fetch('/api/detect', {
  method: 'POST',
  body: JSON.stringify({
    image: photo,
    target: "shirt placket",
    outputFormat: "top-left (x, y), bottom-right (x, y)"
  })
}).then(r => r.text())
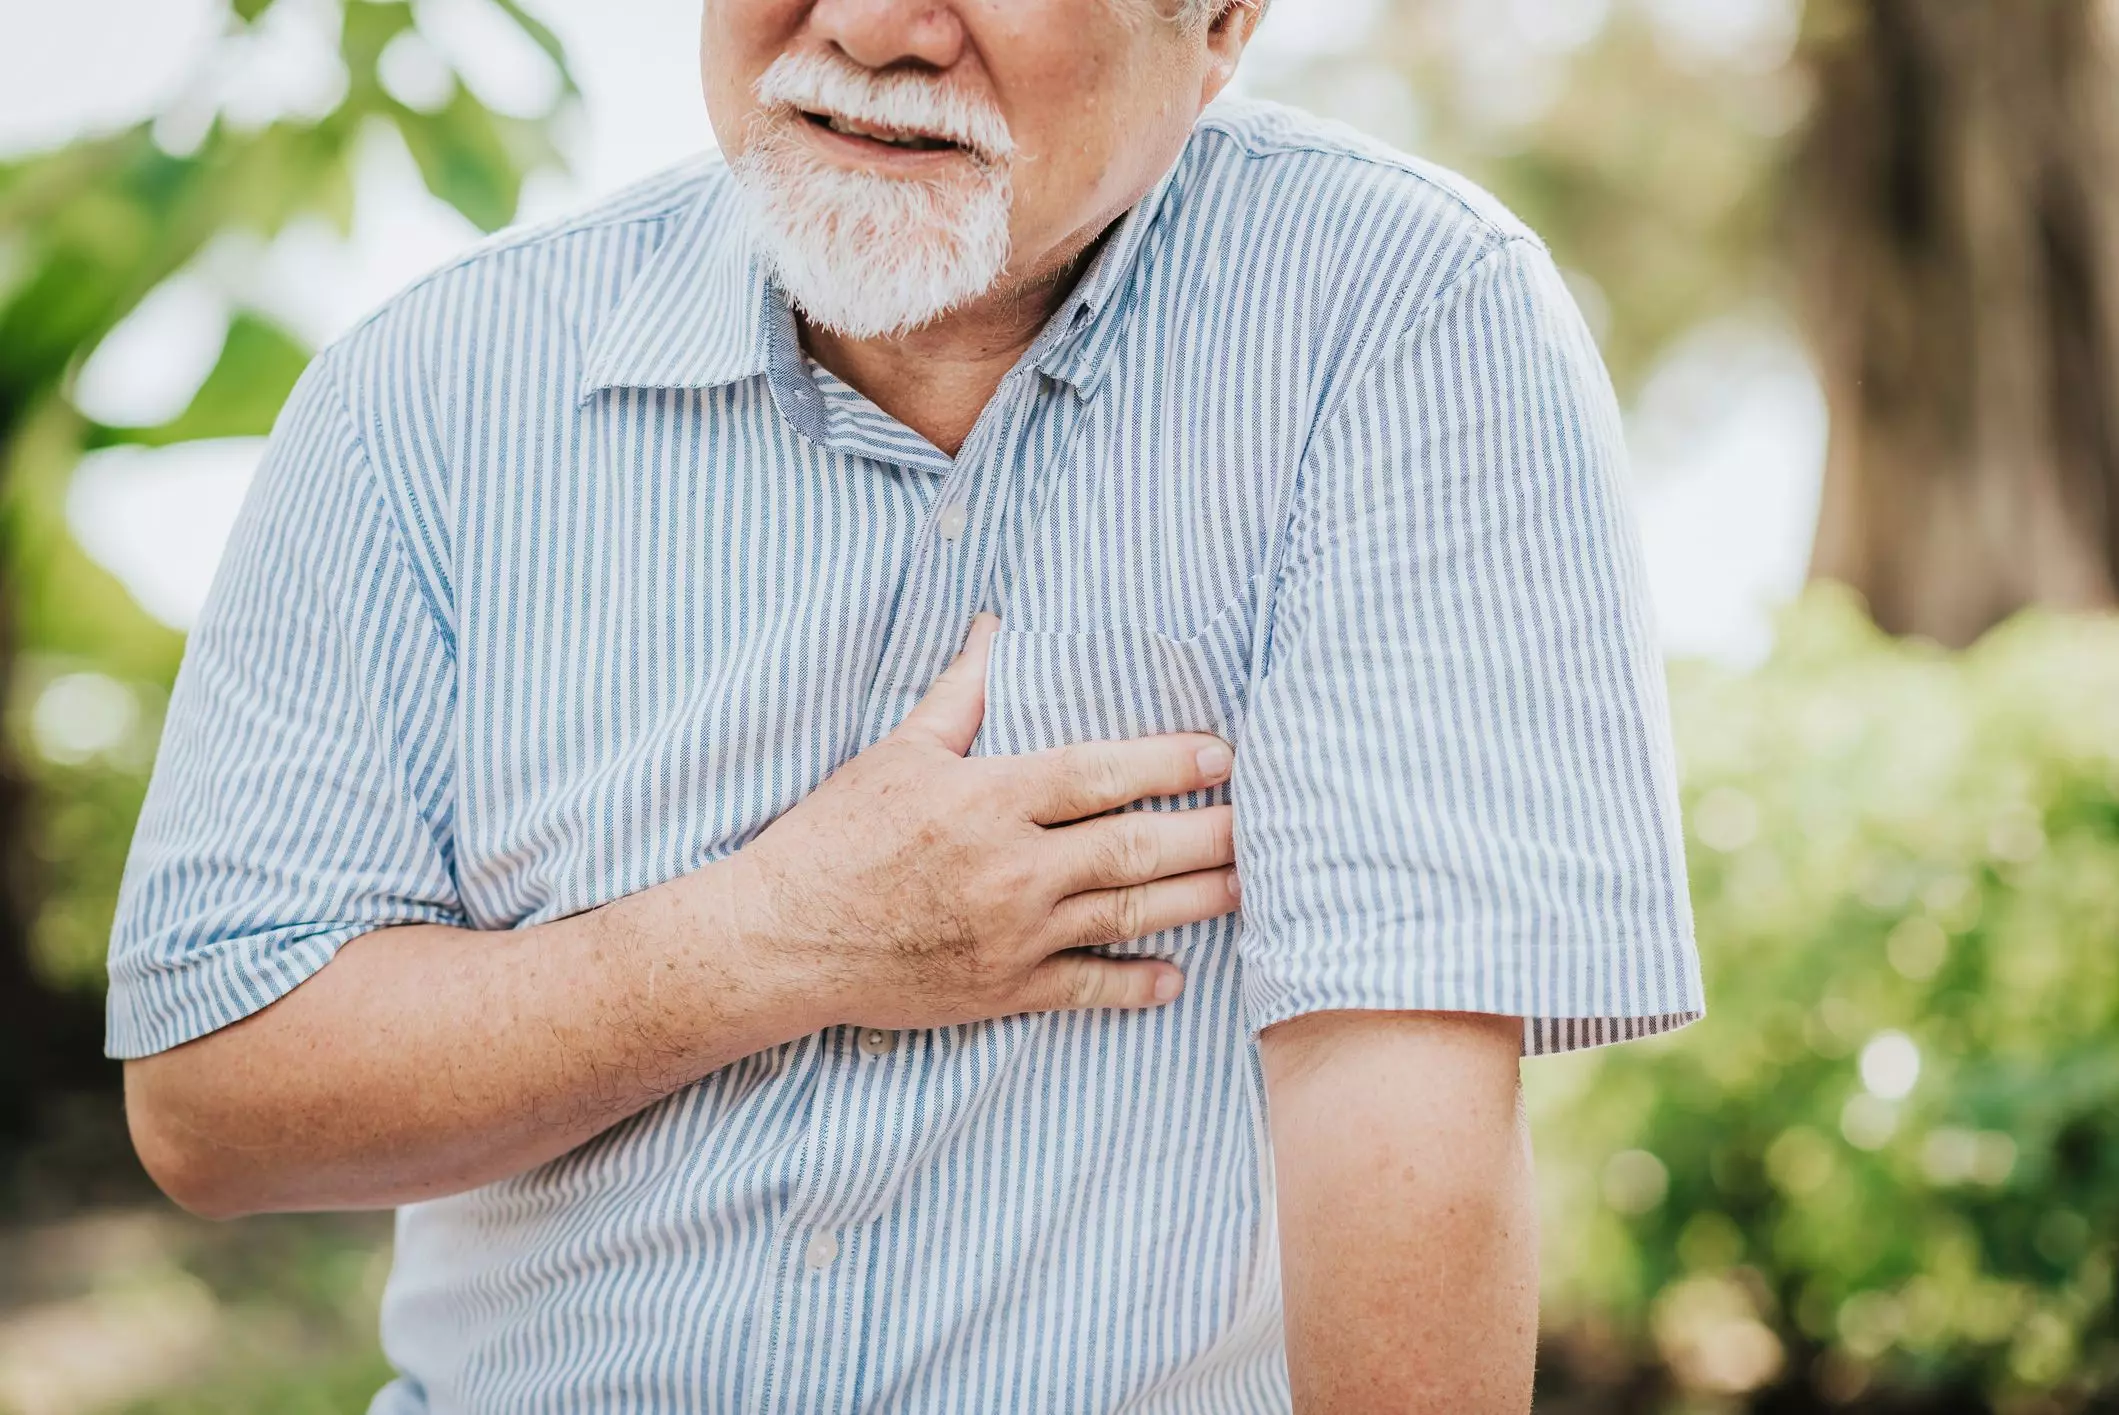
top-left (858, 372), bottom-right (1044, 739)
top-left (750, 367), bottom-right (1053, 1415)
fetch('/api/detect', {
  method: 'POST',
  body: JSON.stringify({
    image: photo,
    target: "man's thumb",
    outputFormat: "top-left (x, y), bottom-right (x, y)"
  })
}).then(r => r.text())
top-left (895, 612), bottom-right (999, 755)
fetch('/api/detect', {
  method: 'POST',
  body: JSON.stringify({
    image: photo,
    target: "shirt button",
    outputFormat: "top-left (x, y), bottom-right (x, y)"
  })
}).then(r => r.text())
top-left (938, 502), bottom-right (967, 541)
top-left (804, 1230), bottom-right (840, 1270)
top-left (858, 1028), bottom-right (897, 1057)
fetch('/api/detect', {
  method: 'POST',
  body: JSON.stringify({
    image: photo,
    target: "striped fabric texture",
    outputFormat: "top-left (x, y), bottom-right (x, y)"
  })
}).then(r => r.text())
top-left (107, 96), bottom-right (1705, 1413)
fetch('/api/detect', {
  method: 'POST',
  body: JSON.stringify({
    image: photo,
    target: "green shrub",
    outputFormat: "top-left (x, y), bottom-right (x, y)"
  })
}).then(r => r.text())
top-left (1531, 585), bottom-right (2119, 1410)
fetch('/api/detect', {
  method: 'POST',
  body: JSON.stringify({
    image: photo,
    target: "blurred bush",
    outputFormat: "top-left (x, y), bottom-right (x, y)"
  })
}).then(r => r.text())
top-left (1531, 585), bottom-right (2119, 1411)
top-left (0, 1208), bottom-right (390, 1415)
top-left (0, 0), bottom-right (579, 1155)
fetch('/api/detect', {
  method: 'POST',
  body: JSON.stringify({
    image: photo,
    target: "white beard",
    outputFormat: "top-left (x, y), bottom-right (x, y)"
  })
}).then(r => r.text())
top-left (730, 55), bottom-right (1016, 341)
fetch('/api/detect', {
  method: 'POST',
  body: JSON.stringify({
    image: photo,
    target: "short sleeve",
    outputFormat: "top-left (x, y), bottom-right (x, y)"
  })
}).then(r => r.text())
top-left (105, 348), bottom-right (464, 1059)
top-left (1233, 236), bottom-right (1705, 1057)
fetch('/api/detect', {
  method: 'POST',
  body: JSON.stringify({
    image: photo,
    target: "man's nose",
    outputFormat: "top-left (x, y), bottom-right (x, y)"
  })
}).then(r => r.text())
top-left (805, 0), bottom-right (967, 71)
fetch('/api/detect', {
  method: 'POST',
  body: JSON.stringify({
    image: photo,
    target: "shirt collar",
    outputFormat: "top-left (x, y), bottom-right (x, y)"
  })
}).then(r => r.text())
top-left (578, 174), bottom-right (773, 400)
top-left (1024, 159), bottom-right (1184, 396)
top-left (578, 152), bottom-right (1186, 404)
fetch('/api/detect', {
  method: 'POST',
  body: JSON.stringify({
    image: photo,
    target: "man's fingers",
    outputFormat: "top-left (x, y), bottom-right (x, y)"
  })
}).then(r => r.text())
top-left (894, 612), bottom-right (1000, 755)
top-left (1049, 804), bottom-right (1234, 893)
top-left (1021, 954), bottom-right (1187, 1013)
top-left (1022, 734), bottom-right (1235, 825)
top-left (1053, 867), bottom-right (1241, 950)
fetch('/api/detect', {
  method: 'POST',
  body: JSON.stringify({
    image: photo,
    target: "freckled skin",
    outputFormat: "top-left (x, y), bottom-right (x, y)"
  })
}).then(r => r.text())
top-left (1263, 1009), bottom-right (1540, 1414)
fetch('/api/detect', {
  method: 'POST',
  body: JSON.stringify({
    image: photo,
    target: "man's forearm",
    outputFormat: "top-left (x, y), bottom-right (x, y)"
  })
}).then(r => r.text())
top-left (1261, 1009), bottom-right (1538, 1414)
top-left (123, 855), bottom-right (817, 1218)
top-left (119, 637), bottom-right (1249, 1221)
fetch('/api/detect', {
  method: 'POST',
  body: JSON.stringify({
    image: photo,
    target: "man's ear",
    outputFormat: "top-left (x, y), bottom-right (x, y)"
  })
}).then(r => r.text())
top-left (1199, 0), bottom-right (1265, 107)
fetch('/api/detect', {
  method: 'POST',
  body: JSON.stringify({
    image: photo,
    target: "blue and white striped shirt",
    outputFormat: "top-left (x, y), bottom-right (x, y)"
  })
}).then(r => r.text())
top-left (108, 96), bottom-right (1704, 1413)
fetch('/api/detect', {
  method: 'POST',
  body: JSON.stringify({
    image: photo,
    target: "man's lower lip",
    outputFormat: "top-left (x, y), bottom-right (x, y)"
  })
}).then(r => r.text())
top-left (798, 116), bottom-right (968, 165)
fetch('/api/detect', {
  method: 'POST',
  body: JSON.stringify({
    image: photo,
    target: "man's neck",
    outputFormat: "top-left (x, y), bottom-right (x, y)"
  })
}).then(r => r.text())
top-left (798, 231), bottom-right (1112, 459)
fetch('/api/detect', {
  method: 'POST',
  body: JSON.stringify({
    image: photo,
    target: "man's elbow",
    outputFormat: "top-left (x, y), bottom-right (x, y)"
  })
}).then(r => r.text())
top-left (123, 1054), bottom-right (266, 1221)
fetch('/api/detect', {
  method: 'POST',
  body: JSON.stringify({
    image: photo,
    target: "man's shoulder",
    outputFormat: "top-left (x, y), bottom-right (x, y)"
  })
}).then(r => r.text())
top-left (1165, 97), bottom-right (1553, 394)
top-left (332, 152), bottom-right (739, 362)
top-left (304, 154), bottom-right (746, 567)
top-left (465, 151), bottom-right (732, 258)
top-left (1188, 95), bottom-right (1538, 252)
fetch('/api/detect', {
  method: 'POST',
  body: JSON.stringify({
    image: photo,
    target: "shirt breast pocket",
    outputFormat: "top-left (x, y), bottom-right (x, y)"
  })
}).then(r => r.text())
top-left (974, 586), bottom-right (1256, 957)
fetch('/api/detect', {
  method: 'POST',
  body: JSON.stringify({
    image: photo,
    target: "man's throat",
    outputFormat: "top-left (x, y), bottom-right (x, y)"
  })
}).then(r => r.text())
top-left (797, 296), bottom-right (1069, 457)
top-left (803, 338), bottom-right (1015, 459)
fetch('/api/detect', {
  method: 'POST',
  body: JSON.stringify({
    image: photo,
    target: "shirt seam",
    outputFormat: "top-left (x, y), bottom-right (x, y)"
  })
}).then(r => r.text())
top-left (1191, 111), bottom-right (1546, 252)
top-left (335, 165), bottom-right (710, 349)
top-left (1253, 234), bottom-right (1532, 681)
top-left (1302, 233), bottom-right (1530, 452)
top-left (313, 344), bottom-right (461, 666)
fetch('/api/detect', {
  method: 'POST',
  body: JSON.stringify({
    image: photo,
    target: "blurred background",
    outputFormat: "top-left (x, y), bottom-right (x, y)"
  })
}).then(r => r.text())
top-left (1, 0), bottom-right (2115, 1410)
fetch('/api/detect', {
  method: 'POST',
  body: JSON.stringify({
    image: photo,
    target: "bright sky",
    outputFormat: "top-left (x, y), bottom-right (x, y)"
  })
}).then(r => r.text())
top-left (7, 0), bottom-right (1823, 668)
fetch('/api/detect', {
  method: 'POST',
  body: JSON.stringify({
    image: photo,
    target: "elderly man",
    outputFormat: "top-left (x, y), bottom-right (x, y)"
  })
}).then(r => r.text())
top-left (110, 0), bottom-right (1704, 1409)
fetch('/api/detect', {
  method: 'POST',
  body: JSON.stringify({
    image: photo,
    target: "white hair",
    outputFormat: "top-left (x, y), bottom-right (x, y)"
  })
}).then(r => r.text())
top-left (731, 51), bottom-right (1017, 340)
top-left (729, 4), bottom-right (1266, 339)
top-left (1110, 0), bottom-right (1264, 31)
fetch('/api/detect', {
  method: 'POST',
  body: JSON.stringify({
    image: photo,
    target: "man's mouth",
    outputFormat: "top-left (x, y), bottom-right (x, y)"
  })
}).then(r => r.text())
top-left (800, 109), bottom-right (963, 154)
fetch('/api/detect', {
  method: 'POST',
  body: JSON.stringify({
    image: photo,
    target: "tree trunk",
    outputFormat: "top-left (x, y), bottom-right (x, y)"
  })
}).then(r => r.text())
top-left (1797, 0), bottom-right (2119, 646)
top-left (0, 393), bottom-right (107, 1162)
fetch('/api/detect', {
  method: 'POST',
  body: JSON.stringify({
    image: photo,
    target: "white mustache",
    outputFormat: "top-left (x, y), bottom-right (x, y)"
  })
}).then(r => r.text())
top-left (751, 51), bottom-right (1016, 166)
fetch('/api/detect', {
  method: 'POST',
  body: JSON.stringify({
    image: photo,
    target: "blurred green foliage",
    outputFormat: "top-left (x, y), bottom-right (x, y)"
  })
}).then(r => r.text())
top-left (0, 1209), bottom-right (392, 1414)
top-left (110, 1213), bottom-right (396, 1415)
top-left (1529, 586), bottom-right (2119, 1409)
top-left (1275, 0), bottom-right (1809, 397)
top-left (0, 0), bottom-right (574, 1396)
top-left (0, 0), bottom-right (576, 1000)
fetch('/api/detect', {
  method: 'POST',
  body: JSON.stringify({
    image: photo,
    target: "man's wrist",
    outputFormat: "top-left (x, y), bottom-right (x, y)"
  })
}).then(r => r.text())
top-left (661, 850), bottom-right (837, 1044)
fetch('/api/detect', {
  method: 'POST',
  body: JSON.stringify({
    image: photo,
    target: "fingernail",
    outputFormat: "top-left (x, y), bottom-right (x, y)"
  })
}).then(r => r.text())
top-left (1227, 871), bottom-right (1241, 901)
top-left (1196, 743), bottom-right (1233, 780)
top-left (1153, 970), bottom-right (1184, 1004)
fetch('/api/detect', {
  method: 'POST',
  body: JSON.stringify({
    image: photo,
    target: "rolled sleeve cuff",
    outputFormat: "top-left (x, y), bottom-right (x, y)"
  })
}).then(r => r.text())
top-left (104, 911), bottom-right (457, 1060)
top-left (1240, 927), bottom-right (1708, 1058)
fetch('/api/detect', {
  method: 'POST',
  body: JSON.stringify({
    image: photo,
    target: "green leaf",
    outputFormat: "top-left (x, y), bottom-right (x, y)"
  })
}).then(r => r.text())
top-left (341, 0), bottom-right (419, 81)
top-left (4, 397), bottom-right (186, 679)
top-left (394, 89), bottom-right (550, 232)
top-left (231, 0), bottom-right (277, 20)
top-left (87, 312), bottom-right (312, 448)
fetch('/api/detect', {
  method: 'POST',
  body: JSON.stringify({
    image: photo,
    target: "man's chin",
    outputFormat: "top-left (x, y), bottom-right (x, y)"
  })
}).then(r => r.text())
top-left (778, 277), bottom-right (988, 342)
top-left (735, 179), bottom-right (1015, 341)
